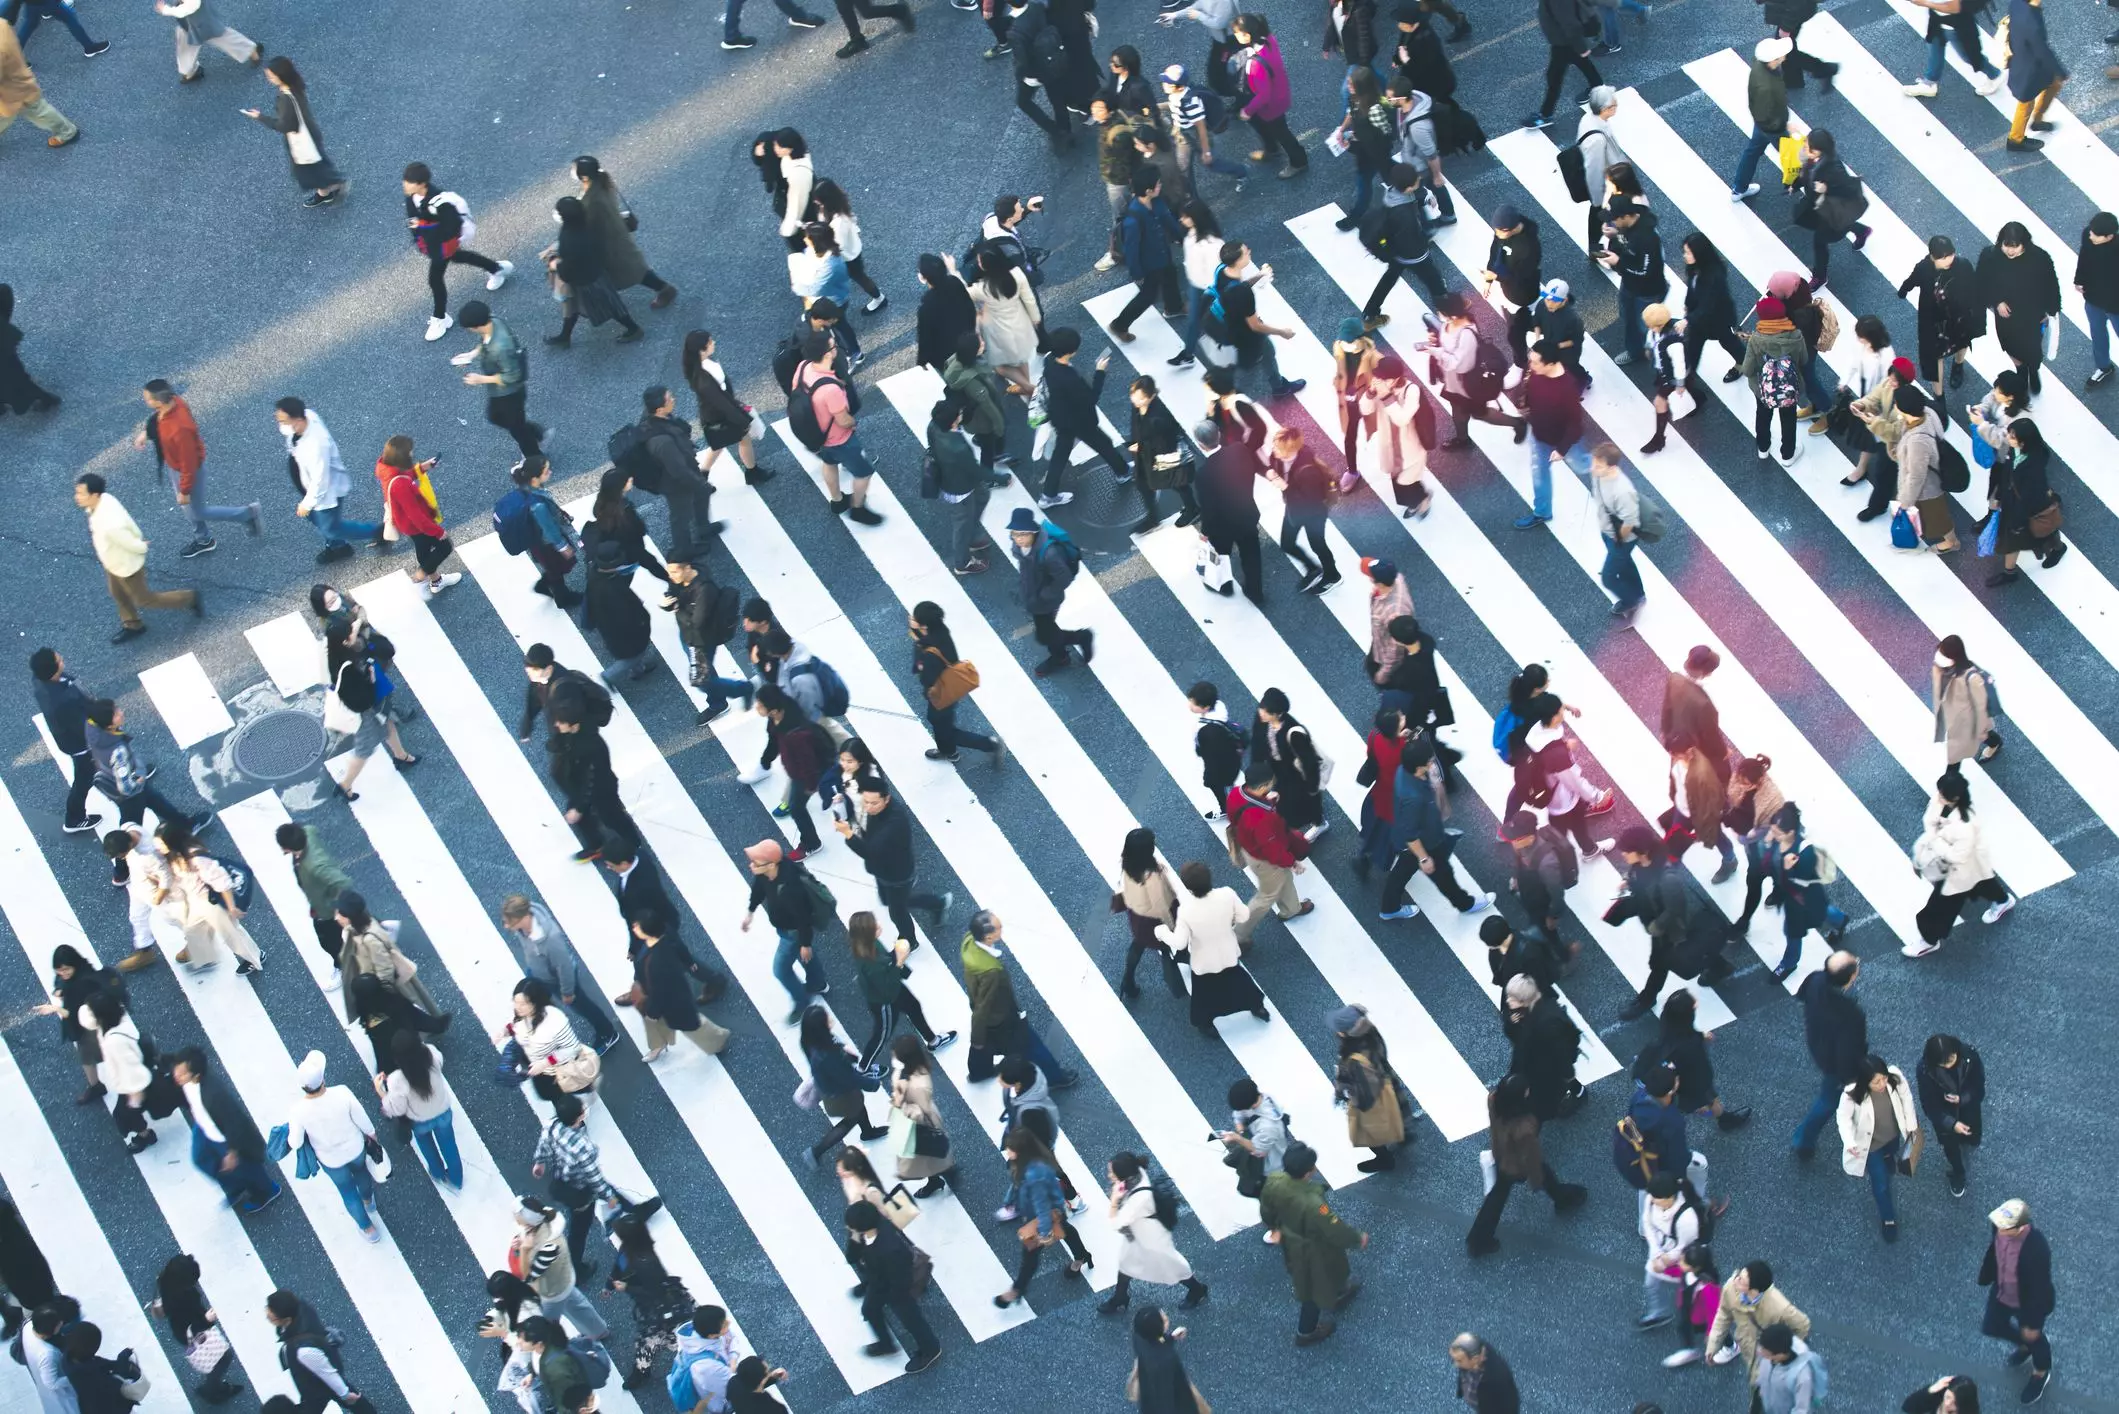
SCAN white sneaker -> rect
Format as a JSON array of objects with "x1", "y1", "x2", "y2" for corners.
[
  {"x1": 1975, "y1": 72, "x2": 2003, "y2": 95},
  {"x1": 1463, "y1": 892, "x2": 1495, "y2": 914},
  {"x1": 993, "y1": 1204, "x2": 1018, "y2": 1222},
  {"x1": 1663, "y1": 1349, "x2": 1703, "y2": 1369},
  {"x1": 1982, "y1": 895, "x2": 2017, "y2": 925},
  {"x1": 1036, "y1": 491, "x2": 1074, "y2": 509},
  {"x1": 1900, "y1": 939, "x2": 1942, "y2": 958},
  {"x1": 1730, "y1": 183, "x2": 1760, "y2": 202},
  {"x1": 424, "y1": 314, "x2": 453, "y2": 342},
  {"x1": 1094, "y1": 253, "x2": 1118, "y2": 272},
  {"x1": 1709, "y1": 1345, "x2": 1740, "y2": 1367},
  {"x1": 738, "y1": 764, "x2": 772, "y2": 785},
  {"x1": 423, "y1": 572, "x2": 462, "y2": 596},
  {"x1": 487, "y1": 259, "x2": 514, "y2": 291},
  {"x1": 863, "y1": 293, "x2": 888, "y2": 314},
  {"x1": 449, "y1": 348, "x2": 479, "y2": 367},
  {"x1": 1902, "y1": 78, "x2": 1939, "y2": 98}
]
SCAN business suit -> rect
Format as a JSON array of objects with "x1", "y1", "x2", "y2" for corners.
[{"x1": 185, "y1": 1070, "x2": 279, "y2": 1207}]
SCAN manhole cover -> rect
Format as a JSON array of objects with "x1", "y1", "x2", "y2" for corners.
[{"x1": 230, "y1": 707, "x2": 328, "y2": 785}]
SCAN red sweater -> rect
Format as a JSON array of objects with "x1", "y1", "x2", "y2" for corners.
[
  {"x1": 154, "y1": 396, "x2": 206, "y2": 492},
  {"x1": 1226, "y1": 786, "x2": 1311, "y2": 868},
  {"x1": 379, "y1": 462, "x2": 445, "y2": 539},
  {"x1": 1365, "y1": 729, "x2": 1405, "y2": 822}
]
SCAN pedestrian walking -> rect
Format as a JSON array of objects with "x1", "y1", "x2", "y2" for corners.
[
  {"x1": 882, "y1": 1036, "x2": 959, "y2": 1199},
  {"x1": 1742, "y1": 297, "x2": 1807, "y2": 465},
  {"x1": 275, "y1": 398, "x2": 379, "y2": 564},
  {"x1": 992, "y1": 1127, "x2": 1092, "y2": 1306},
  {"x1": 1525, "y1": 0, "x2": 1599, "y2": 129},
  {"x1": 1230, "y1": 14, "x2": 1304, "y2": 177},
  {"x1": 1635, "y1": 988, "x2": 1750, "y2": 1130},
  {"x1": 801, "y1": 1003, "x2": 888, "y2": 1165},
  {"x1": 1109, "y1": 173, "x2": 1188, "y2": 341},
  {"x1": 1638, "y1": 1172, "x2": 1704, "y2": 1330},
  {"x1": 1752, "y1": 1323, "x2": 1828, "y2": 1414},
  {"x1": 57, "y1": 1324, "x2": 152, "y2": 1414},
  {"x1": 279, "y1": 1050, "x2": 384, "y2": 1240},
  {"x1": 132, "y1": 380, "x2": 261, "y2": 557},
  {"x1": 509, "y1": 1198, "x2": 611, "y2": 1342},
  {"x1": 153, "y1": 816, "x2": 264, "y2": 974},
  {"x1": 740, "y1": 838, "x2": 827, "y2": 1021},
  {"x1": 806, "y1": 181, "x2": 886, "y2": 312},
  {"x1": 1916, "y1": 1033, "x2": 1983, "y2": 1199},
  {"x1": 961, "y1": 910, "x2": 1076, "y2": 1086},
  {"x1": 500, "y1": 978, "x2": 598, "y2": 1107},
  {"x1": 167, "y1": 1049, "x2": 280, "y2": 1216},
  {"x1": 402, "y1": 163, "x2": 508, "y2": 341},
  {"x1": 334, "y1": 891, "x2": 447, "y2": 1030},
  {"x1": 1933, "y1": 633, "x2": 2003, "y2": 772},
  {"x1": 1979, "y1": 416, "x2": 2066, "y2": 585},
  {"x1": 633, "y1": 909, "x2": 733, "y2": 1060},
  {"x1": 530, "y1": 1094, "x2": 623, "y2": 1275},
  {"x1": 1114, "y1": 827, "x2": 1182, "y2": 999},
  {"x1": 910, "y1": 602, "x2": 1002, "y2": 764},
  {"x1": 1891, "y1": 386, "x2": 1961, "y2": 550},
  {"x1": 324, "y1": 610, "x2": 418, "y2": 801},
  {"x1": 2002, "y1": 0, "x2": 2065, "y2": 152},
  {"x1": 1332, "y1": 1003, "x2": 1414, "y2": 1171},
  {"x1": 1679, "y1": 234, "x2": 1747, "y2": 398},
  {"x1": 1102, "y1": 1152, "x2": 1208, "y2": 1314},
  {"x1": 1187, "y1": 682, "x2": 1246, "y2": 821},
  {"x1": 789, "y1": 330, "x2": 884, "y2": 523},
  {"x1": 1160, "y1": 859, "x2": 1271, "y2": 1033},
  {"x1": 1426, "y1": 295, "x2": 1524, "y2": 446},
  {"x1": 542, "y1": 197, "x2": 642, "y2": 346},
  {"x1": 581, "y1": 467, "x2": 671, "y2": 601},
  {"x1": 843, "y1": 1202, "x2": 941, "y2": 1372},
  {"x1": 1006, "y1": 506, "x2": 1095, "y2": 674},
  {"x1": 241, "y1": 58, "x2": 344, "y2": 205},
  {"x1": 1258, "y1": 1141, "x2": 1364, "y2": 1343},
  {"x1": 1901, "y1": 0, "x2": 2002, "y2": 96},
  {"x1": 0, "y1": 25, "x2": 77, "y2": 149},
  {"x1": 448, "y1": 302, "x2": 547, "y2": 460},
  {"x1": 1792, "y1": 948, "x2": 1863, "y2": 1158},
  {"x1": 375, "y1": 437, "x2": 460, "y2": 596},
  {"x1": 683, "y1": 330, "x2": 771, "y2": 484},
  {"x1": 149, "y1": 1253, "x2": 239, "y2": 1404},
  {"x1": 573, "y1": 155, "x2": 677, "y2": 310},
  {"x1": 1905, "y1": 1376, "x2": 1984, "y2": 1414},
  {"x1": 1978, "y1": 223, "x2": 2061, "y2": 393},
  {"x1": 374, "y1": 1034, "x2": 462, "y2": 1190},
  {"x1": 1515, "y1": 340, "x2": 1589, "y2": 526},
  {"x1": 548, "y1": 690, "x2": 637, "y2": 860},
  {"x1": 1224, "y1": 769, "x2": 1317, "y2": 938},
  {"x1": 582, "y1": 540, "x2": 655, "y2": 686},
  {"x1": 8, "y1": 0, "x2": 105, "y2": 57},
  {"x1": 34, "y1": 945, "x2": 123, "y2": 1104},
  {"x1": 750, "y1": 686, "x2": 830, "y2": 857},
  {"x1": 1448, "y1": 1334, "x2": 1519, "y2": 1413},
  {"x1": 1907, "y1": 773, "x2": 2015, "y2": 956},
  {"x1": 1466, "y1": 1073, "x2": 1588, "y2": 1255},
  {"x1": 1591, "y1": 442, "x2": 1646, "y2": 618},
  {"x1": 916, "y1": 255, "x2": 978, "y2": 373},
  {"x1": 604, "y1": 1213, "x2": 689, "y2": 1389},
  {"x1": 83, "y1": 700, "x2": 214, "y2": 838},
  {"x1": 30, "y1": 649, "x2": 105, "y2": 837},
  {"x1": 498, "y1": 456, "x2": 581, "y2": 606},
  {"x1": 1038, "y1": 330, "x2": 1130, "y2": 506},
  {"x1": 1792, "y1": 129, "x2": 1870, "y2": 293},
  {"x1": 268, "y1": 823, "x2": 347, "y2": 970},
  {"x1": 836, "y1": 775, "x2": 948, "y2": 946},
  {"x1": 1836, "y1": 1052, "x2": 1917, "y2": 1241},
  {"x1": 1503, "y1": 974, "x2": 1582, "y2": 1121},
  {"x1": 1204, "y1": 245, "x2": 1307, "y2": 399},
  {"x1": 1218, "y1": 1078, "x2": 1291, "y2": 1197},
  {"x1": 74, "y1": 989, "x2": 163, "y2": 1156},
  {"x1": 154, "y1": 0, "x2": 255, "y2": 81},
  {"x1": 1899, "y1": 235, "x2": 1983, "y2": 390},
  {"x1": 1192, "y1": 416, "x2": 1268, "y2": 606},
  {"x1": 1979, "y1": 1198, "x2": 2053, "y2": 1403},
  {"x1": 1381, "y1": 736, "x2": 1489, "y2": 918},
  {"x1": 74, "y1": 474, "x2": 202, "y2": 643},
  {"x1": 2076, "y1": 212, "x2": 2119, "y2": 389},
  {"x1": 1599, "y1": 199, "x2": 1664, "y2": 364},
  {"x1": 927, "y1": 399, "x2": 995, "y2": 574},
  {"x1": 1705, "y1": 1259, "x2": 1808, "y2": 1375}
]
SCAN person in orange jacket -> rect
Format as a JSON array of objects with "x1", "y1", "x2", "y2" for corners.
[{"x1": 136, "y1": 379, "x2": 261, "y2": 558}]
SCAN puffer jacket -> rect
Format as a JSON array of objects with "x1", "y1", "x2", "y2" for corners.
[
  {"x1": 1913, "y1": 798, "x2": 1994, "y2": 896},
  {"x1": 1239, "y1": 35, "x2": 1293, "y2": 121}
]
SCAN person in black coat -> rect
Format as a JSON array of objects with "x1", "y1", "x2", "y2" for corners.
[
  {"x1": 1793, "y1": 951, "x2": 1864, "y2": 1159},
  {"x1": 838, "y1": 778, "x2": 949, "y2": 951},
  {"x1": 1482, "y1": 914, "x2": 1561, "y2": 993},
  {"x1": 1448, "y1": 1333, "x2": 1521, "y2": 1414},
  {"x1": 0, "y1": 285, "x2": 60, "y2": 416},
  {"x1": 632, "y1": 910, "x2": 731, "y2": 1057},
  {"x1": 845, "y1": 1201, "x2": 941, "y2": 1372},
  {"x1": 1631, "y1": 987, "x2": 1750, "y2": 1130},
  {"x1": 915, "y1": 256, "x2": 978, "y2": 371},
  {"x1": 1977, "y1": 222, "x2": 2062, "y2": 394},
  {"x1": 1196, "y1": 381, "x2": 1267, "y2": 605},
  {"x1": 1985, "y1": 419, "x2": 2063, "y2": 585},
  {"x1": 548, "y1": 693, "x2": 638, "y2": 862},
  {"x1": 1680, "y1": 232, "x2": 1746, "y2": 397},
  {"x1": 1500, "y1": 975, "x2": 1579, "y2": 1121},
  {"x1": 1899, "y1": 235, "x2": 1985, "y2": 390},
  {"x1": 1978, "y1": 1200, "x2": 2053, "y2": 1402},
  {"x1": 1917, "y1": 1033, "x2": 1984, "y2": 1197},
  {"x1": 171, "y1": 1047, "x2": 281, "y2": 1211},
  {"x1": 1130, "y1": 1307, "x2": 1206, "y2": 1414},
  {"x1": 546, "y1": 196, "x2": 642, "y2": 345},
  {"x1": 1791, "y1": 130, "x2": 1869, "y2": 293},
  {"x1": 0, "y1": 1197, "x2": 57, "y2": 1340},
  {"x1": 154, "y1": 1253, "x2": 241, "y2": 1403},
  {"x1": 1390, "y1": 6, "x2": 1457, "y2": 101},
  {"x1": 62, "y1": 1323, "x2": 148, "y2": 1414},
  {"x1": 682, "y1": 330, "x2": 771, "y2": 486},
  {"x1": 1529, "y1": 0, "x2": 1599, "y2": 126},
  {"x1": 1126, "y1": 377, "x2": 1199, "y2": 532},
  {"x1": 582, "y1": 540, "x2": 656, "y2": 684},
  {"x1": 1761, "y1": 0, "x2": 1837, "y2": 90},
  {"x1": 2002, "y1": 0, "x2": 2065, "y2": 153},
  {"x1": 1038, "y1": 328, "x2": 1132, "y2": 502},
  {"x1": 2075, "y1": 211, "x2": 2119, "y2": 387}
]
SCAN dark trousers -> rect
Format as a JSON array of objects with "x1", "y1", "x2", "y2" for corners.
[
  {"x1": 1445, "y1": 391, "x2": 1521, "y2": 438},
  {"x1": 1121, "y1": 911, "x2": 1186, "y2": 995},
  {"x1": 1363, "y1": 257, "x2": 1445, "y2": 319},
  {"x1": 487, "y1": 391, "x2": 544, "y2": 457},
  {"x1": 1205, "y1": 523, "x2": 1265, "y2": 604},
  {"x1": 876, "y1": 878, "x2": 946, "y2": 947},
  {"x1": 784, "y1": 784, "x2": 823, "y2": 853},
  {"x1": 1015, "y1": 80, "x2": 1069, "y2": 135},
  {"x1": 311, "y1": 915, "x2": 345, "y2": 964},
  {"x1": 1915, "y1": 876, "x2": 2008, "y2": 943},
  {"x1": 571, "y1": 790, "x2": 642, "y2": 857},
  {"x1": 1032, "y1": 611, "x2": 1093, "y2": 667},
  {"x1": 1539, "y1": 45, "x2": 1602, "y2": 117},
  {"x1": 1112, "y1": 266, "x2": 1186, "y2": 335},
  {"x1": 1109, "y1": 1272, "x2": 1207, "y2": 1305},
  {"x1": 63, "y1": 748, "x2": 95, "y2": 829},
  {"x1": 863, "y1": 1286, "x2": 939, "y2": 1358},
  {"x1": 426, "y1": 248, "x2": 503, "y2": 319},
  {"x1": 116, "y1": 783, "x2": 191, "y2": 829},
  {"x1": 1467, "y1": 1163, "x2": 1561, "y2": 1245},
  {"x1": 1682, "y1": 321, "x2": 1746, "y2": 389},
  {"x1": 858, "y1": 993, "x2": 938, "y2": 1070},
  {"x1": 928, "y1": 701, "x2": 998, "y2": 758},
  {"x1": 968, "y1": 1023, "x2": 1065, "y2": 1087},
  {"x1": 1247, "y1": 113, "x2": 1308, "y2": 169},
  {"x1": 1013, "y1": 1219, "x2": 1091, "y2": 1288},
  {"x1": 1983, "y1": 1293, "x2": 2052, "y2": 1373},
  {"x1": 835, "y1": 0, "x2": 910, "y2": 39},
  {"x1": 1046, "y1": 422, "x2": 1132, "y2": 496},
  {"x1": 1937, "y1": 1129, "x2": 1971, "y2": 1186},
  {"x1": 1136, "y1": 476, "x2": 1201, "y2": 526},
  {"x1": 1279, "y1": 512, "x2": 1335, "y2": 581},
  {"x1": 529, "y1": 542, "x2": 579, "y2": 606},
  {"x1": 1754, "y1": 402, "x2": 1796, "y2": 458},
  {"x1": 1382, "y1": 840, "x2": 1473, "y2": 910}
]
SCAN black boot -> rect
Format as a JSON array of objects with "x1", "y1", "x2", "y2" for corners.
[{"x1": 1640, "y1": 409, "x2": 1670, "y2": 454}]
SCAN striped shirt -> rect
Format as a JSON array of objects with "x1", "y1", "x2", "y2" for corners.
[
  {"x1": 1166, "y1": 87, "x2": 1206, "y2": 132},
  {"x1": 533, "y1": 1116, "x2": 616, "y2": 1200}
]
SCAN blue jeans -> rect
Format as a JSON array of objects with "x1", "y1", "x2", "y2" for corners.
[
  {"x1": 2088, "y1": 300, "x2": 2119, "y2": 372},
  {"x1": 1601, "y1": 532, "x2": 1644, "y2": 609},
  {"x1": 1865, "y1": 1138, "x2": 1901, "y2": 1222},
  {"x1": 1778, "y1": 902, "x2": 1847, "y2": 971},
  {"x1": 772, "y1": 928, "x2": 827, "y2": 1012},
  {"x1": 1527, "y1": 435, "x2": 1588, "y2": 520},
  {"x1": 1642, "y1": 1271, "x2": 1679, "y2": 1322},
  {"x1": 1730, "y1": 124, "x2": 1775, "y2": 193},
  {"x1": 190, "y1": 1128, "x2": 276, "y2": 1205},
  {"x1": 699, "y1": 671, "x2": 751, "y2": 716},
  {"x1": 1348, "y1": 164, "x2": 1377, "y2": 224},
  {"x1": 818, "y1": 431, "x2": 876, "y2": 483},
  {"x1": 1182, "y1": 283, "x2": 1211, "y2": 359},
  {"x1": 411, "y1": 1111, "x2": 464, "y2": 1189},
  {"x1": 311, "y1": 502, "x2": 380, "y2": 550},
  {"x1": 1923, "y1": 17, "x2": 1998, "y2": 80},
  {"x1": 1801, "y1": 356, "x2": 1835, "y2": 418},
  {"x1": 179, "y1": 466, "x2": 256, "y2": 540},
  {"x1": 1598, "y1": 0, "x2": 1649, "y2": 45},
  {"x1": 14, "y1": 0, "x2": 96, "y2": 47},
  {"x1": 725, "y1": 0, "x2": 811, "y2": 38},
  {"x1": 1791, "y1": 1074, "x2": 1842, "y2": 1156},
  {"x1": 322, "y1": 1158, "x2": 376, "y2": 1229},
  {"x1": 1618, "y1": 290, "x2": 1654, "y2": 359}
]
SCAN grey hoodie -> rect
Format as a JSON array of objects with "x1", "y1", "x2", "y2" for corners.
[
  {"x1": 1002, "y1": 1066, "x2": 1060, "y2": 1142},
  {"x1": 1394, "y1": 91, "x2": 1438, "y2": 167}
]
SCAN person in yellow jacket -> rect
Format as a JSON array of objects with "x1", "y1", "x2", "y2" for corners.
[{"x1": 74, "y1": 472, "x2": 201, "y2": 643}]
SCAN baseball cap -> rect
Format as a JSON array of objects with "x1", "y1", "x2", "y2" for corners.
[{"x1": 1540, "y1": 279, "x2": 1570, "y2": 302}]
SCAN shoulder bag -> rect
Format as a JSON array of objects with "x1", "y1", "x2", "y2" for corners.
[{"x1": 323, "y1": 662, "x2": 363, "y2": 736}]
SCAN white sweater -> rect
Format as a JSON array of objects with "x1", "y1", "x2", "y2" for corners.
[
  {"x1": 1158, "y1": 887, "x2": 1247, "y2": 975},
  {"x1": 380, "y1": 1047, "x2": 458, "y2": 1123},
  {"x1": 287, "y1": 1084, "x2": 377, "y2": 1167}
]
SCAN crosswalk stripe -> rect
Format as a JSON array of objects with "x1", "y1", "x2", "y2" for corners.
[
  {"x1": 0, "y1": 1037, "x2": 192, "y2": 1413},
  {"x1": 1881, "y1": 0, "x2": 2119, "y2": 214},
  {"x1": 1685, "y1": 49, "x2": 2119, "y2": 682},
  {"x1": 1559, "y1": 97, "x2": 2119, "y2": 861},
  {"x1": 721, "y1": 433, "x2": 1290, "y2": 1211},
  {"x1": 137, "y1": 653, "x2": 234, "y2": 750},
  {"x1": 837, "y1": 372, "x2": 1446, "y2": 1160},
  {"x1": 1065, "y1": 298, "x2": 1630, "y2": 1072},
  {"x1": 26, "y1": 734, "x2": 490, "y2": 1412},
  {"x1": 0, "y1": 778, "x2": 251, "y2": 1413},
  {"x1": 239, "y1": 610, "x2": 774, "y2": 1366},
  {"x1": 351, "y1": 569, "x2": 895, "y2": 1395},
  {"x1": 1802, "y1": 14, "x2": 2090, "y2": 338}
]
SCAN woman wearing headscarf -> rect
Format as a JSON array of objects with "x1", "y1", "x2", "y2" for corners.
[
  {"x1": 240, "y1": 57, "x2": 346, "y2": 207},
  {"x1": 542, "y1": 195, "x2": 642, "y2": 347},
  {"x1": 0, "y1": 285, "x2": 60, "y2": 415},
  {"x1": 1982, "y1": 417, "x2": 2065, "y2": 586},
  {"x1": 1126, "y1": 1307, "x2": 1207, "y2": 1413},
  {"x1": 1976, "y1": 221, "x2": 2061, "y2": 394},
  {"x1": 1332, "y1": 1003, "x2": 1413, "y2": 1172},
  {"x1": 1906, "y1": 772, "x2": 2013, "y2": 957}
]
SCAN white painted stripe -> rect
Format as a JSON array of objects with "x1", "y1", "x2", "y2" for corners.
[
  {"x1": 819, "y1": 381, "x2": 1426, "y2": 1160},
  {"x1": 1575, "y1": 91, "x2": 2119, "y2": 865},
  {"x1": 136, "y1": 654, "x2": 234, "y2": 749},
  {"x1": 352, "y1": 568, "x2": 899, "y2": 1394},
  {"x1": 1058, "y1": 307, "x2": 1623, "y2": 1083},
  {"x1": 247, "y1": 613, "x2": 328, "y2": 695},
  {"x1": 0, "y1": 1037, "x2": 191, "y2": 1414},
  {"x1": 1686, "y1": 49, "x2": 2119, "y2": 683},
  {"x1": 1882, "y1": 0, "x2": 2119, "y2": 220},
  {"x1": 0, "y1": 779, "x2": 253, "y2": 1412},
  {"x1": 469, "y1": 532, "x2": 1038, "y2": 1336},
  {"x1": 702, "y1": 439, "x2": 1277, "y2": 1219},
  {"x1": 1800, "y1": 13, "x2": 2087, "y2": 337},
  {"x1": 26, "y1": 745, "x2": 489, "y2": 1412},
  {"x1": 239, "y1": 615, "x2": 752, "y2": 1372}
]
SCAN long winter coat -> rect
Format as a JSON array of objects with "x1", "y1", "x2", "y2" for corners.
[
  {"x1": 1112, "y1": 1183, "x2": 1195, "y2": 1284},
  {"x1": 1913, "y1": 798, "x2": 1994, "y2": 896},
  {"x1": 1930, "y1": 661, "x2": 1995, "y2": 766},
  {"x1": 1836, "y1": 1066, "x2": 1918, "y2": 1176},
  {"x1": 1258, "y1": 1170, "x2": 1361, "y2": 1304}
]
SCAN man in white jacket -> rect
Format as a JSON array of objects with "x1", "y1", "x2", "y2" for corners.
[
  {"x1": 275, "y1": 397, "x2": 380, "y2": 565},
  {"x1": 74, "y1": 473, "x2": 200, "y2": 643}
]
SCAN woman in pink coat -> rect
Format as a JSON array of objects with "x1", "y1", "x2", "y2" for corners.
[{"x1": 1233, "y1": 15, "x2": 1309, "y2": 177}]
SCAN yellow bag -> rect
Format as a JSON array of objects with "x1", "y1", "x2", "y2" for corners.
[{"x1": 1777, "y1": 135, "x2": 1805, "y2": 187}]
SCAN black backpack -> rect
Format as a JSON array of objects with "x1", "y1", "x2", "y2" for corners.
[
  {"x1": 1937, "y1": 436, "x2": 1971, "y2": 495},
  {"x1": 1437, "y1": 100, "x2": 1487, "y2": 155},
  {"x1": 1149, "y1": 1171, "x2": 1182, "y2": 1230},
  {"x1": 771, "y1": 335, "x2": 806, "y2": 395},
  {"x1": 1557, "y1": 141, "x2": 1592, "y2": 205},
  {"x1": 1196, "y1": 86, "x2": 1232, "y2": 134},
  {"x1": 607, "y1": 423, "x2": 665, "y2": 494},
  {"x1": 788, "y1": 372, "x2": 842, "y2": 453},
  {"x1": 1535, "y1": 825, "x2": 1580, "y2": 891}
]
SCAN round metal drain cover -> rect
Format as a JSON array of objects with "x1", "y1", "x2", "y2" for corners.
[{"x1": 231, "y1": 707, "x2": 328, "y2": 785}]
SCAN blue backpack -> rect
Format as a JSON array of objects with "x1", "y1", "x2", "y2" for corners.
[
  {"x1": 789, "y1": 657, "x2": 851, "y2": 718},
  {"x1": 1491, "y1": 705, "x2": 1522, "y2": 763},
  {"x1": 667, "y1": 1346, "x2": 730, "y2": 1412},
  {"x1": 493, "y1": 489, "x2": 537, "y2": 555},
  {"x1": 568, "y1": 1336, "x2": 612, "y2": 1390}
]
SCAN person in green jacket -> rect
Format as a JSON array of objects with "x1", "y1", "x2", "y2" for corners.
[
  {"x1": 276, "y1": 822, "x2": 354, "y2": 967},
  {"x1": 1258, "y1": 1142, "x2": 1367, "y2": 1346},
  {"x1": 959, "y1": 910, "x2": 1076, "y2": 1089},
  {"x1": 941, "y1": 333, "x2": 1015, "y2": 473},
  {"x1": 1727, "y1": 36, "x2": 1791, "y2": 201},
  {"x1": 520, "y1": 1317, "x2": 597, "y2": 1414}
]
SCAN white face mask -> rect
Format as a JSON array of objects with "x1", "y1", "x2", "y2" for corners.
[{"x1": 1934, "y1": 651, "x2": 1954, "y2": 669}]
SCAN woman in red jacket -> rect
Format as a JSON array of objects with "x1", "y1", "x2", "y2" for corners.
[{"x1": 376, "y1": 437, "x2": 461, "y2": 597}]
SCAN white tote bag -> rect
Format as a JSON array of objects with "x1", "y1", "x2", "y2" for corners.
[
  {"x1": 323, "y1": 663, "x2": 363, "y2": 736},
  {"x1": 1195, "y1": 536, "x2": 1234, "y2": 595}
]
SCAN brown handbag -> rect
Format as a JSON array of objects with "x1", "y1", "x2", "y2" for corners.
[
  {"x1": 1016, "y1": 1210, "x2": 1064, "y2": 1249},
  {"x1": 1904, "y1": 1127, "x2": 1926, "y2": 1176},
  {"x1": 2027, "y1": 494, "x2": 2064, "y2": 540}
]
